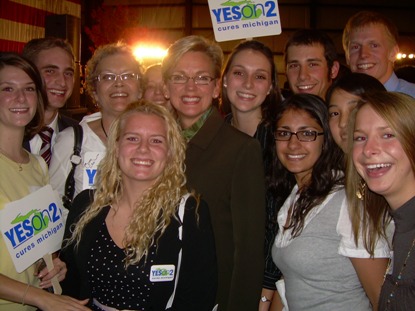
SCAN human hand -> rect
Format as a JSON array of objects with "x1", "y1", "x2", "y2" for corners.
[
  {"x1": 34, "y1": 257, "x2": 67, "y2": 288},
  {"x1": 36, "y1": 291, "x2": 90, "y2": 311}
]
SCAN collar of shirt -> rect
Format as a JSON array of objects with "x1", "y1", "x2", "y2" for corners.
[
  {"x1": 383, "y1": 72, "x2": 399, "y2": 92},
  {"x1": 29, "y1": 113, "x2": 60, "y2": 154}
]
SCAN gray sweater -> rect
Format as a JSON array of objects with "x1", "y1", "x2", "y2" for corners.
[{"x1": 379, "y1": 195, "x2": 415, "y2": 310}]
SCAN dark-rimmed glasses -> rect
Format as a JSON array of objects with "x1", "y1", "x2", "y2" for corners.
[
  {"x1": 274, "y1": 130, "x2": 324, "y2": 142},
  {"x1": 96, "y1": 72, "x2": 140, "y2": 82},
  {"x1": 168, "y1": 74, "x2": 215, "y2": 85}
]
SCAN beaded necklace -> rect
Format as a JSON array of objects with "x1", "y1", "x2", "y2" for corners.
[{"x1": 385, "y1": 236, "x2": 415, "y2": 310}]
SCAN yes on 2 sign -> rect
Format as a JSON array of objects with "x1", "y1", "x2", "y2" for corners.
[{"x1": 208, "y1": 0, "x2": 282, "y2": 42}]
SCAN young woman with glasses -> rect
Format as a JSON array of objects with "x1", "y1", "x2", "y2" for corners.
[
  {"x1": 49, "y1": 42, "x2": 143, "y2": 200},
  {"x1": 271, "y1": 94, "x2": 390, "y2": 310}
]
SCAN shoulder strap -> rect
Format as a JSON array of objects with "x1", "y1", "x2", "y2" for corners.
[
  {"x1": 72, "y1": 123, "x2": 83, "y2": 157},
  {"x1": 165, "y1": 193, "x2": 191, "y2": 309},
  {"x1": 178, "y1": 193, "x2": 190, "y2": 238},
  {"x1": 62, "y1": 124, "x2": 83, "y2": 209}
]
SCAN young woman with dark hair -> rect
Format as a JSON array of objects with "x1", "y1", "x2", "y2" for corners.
[{"x1": 271, "y1": 94, "x2": 389, "y2": 311}]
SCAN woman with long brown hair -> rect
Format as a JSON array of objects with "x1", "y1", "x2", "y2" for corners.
[{"x1": 347, "y1": 91, "x2": 415, "y2": 310}]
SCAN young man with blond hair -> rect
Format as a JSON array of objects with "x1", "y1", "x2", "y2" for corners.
[{"x1": 343, "y1": 11, "x2": 415, "y2": 98}]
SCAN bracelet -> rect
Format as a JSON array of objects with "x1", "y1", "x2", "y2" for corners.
[{"x1": 21, "y1": 284, "x2": 31, "y2": 306}]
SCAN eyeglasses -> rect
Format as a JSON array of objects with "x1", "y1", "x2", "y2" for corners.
[
  {"x1": 274, "y1": 130, "x2": 324, "y2": 142},
  {"x1": 96, "y1": 72, "x2": 140, "y2": 82},
  {"x1": 168, "y1": 74, "x2": 215, "y2": 85}
]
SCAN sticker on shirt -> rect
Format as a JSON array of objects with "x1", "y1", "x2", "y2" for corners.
[
  {"x1": 83, "y1": 152, "x2": 105, "y2": 189},
  {"x1": 150, "y1": 264, "x2": 175, "y2": 282}
]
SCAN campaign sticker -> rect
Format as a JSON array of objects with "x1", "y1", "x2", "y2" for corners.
[{"x1": 150, "y1": 264, "x2": 175, "y2": 282}]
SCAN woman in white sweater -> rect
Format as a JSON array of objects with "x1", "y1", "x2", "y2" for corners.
[{"x1": 50, "y1": 42, "x2": 143, "y2": 202}]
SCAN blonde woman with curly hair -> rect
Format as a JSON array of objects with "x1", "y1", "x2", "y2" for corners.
[{"x1": 60, "y1": 100, "x2": 217, "y2": 311}]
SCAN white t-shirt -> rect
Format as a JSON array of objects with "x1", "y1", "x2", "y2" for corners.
[
  {"x1": 273, "y1": 184, "x2": 392, "y2": 311},
  {"x1": 275, "y1": 184, "x2": 392, "y2": 258}
]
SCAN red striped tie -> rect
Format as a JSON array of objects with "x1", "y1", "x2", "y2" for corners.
[{"x1": 39, "y1": 126, "x2": 54, "y2": 166}]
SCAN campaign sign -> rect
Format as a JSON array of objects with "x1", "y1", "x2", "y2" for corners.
[
  {"x1": 83, "y1": 151, "x2": 105, "y2": 190},
  {"x1": 208, "y1": 0, "x2": 282, "y2": 42},
  {"x1": 0, "y1": 185, "x2": 66, "y2": 273}
]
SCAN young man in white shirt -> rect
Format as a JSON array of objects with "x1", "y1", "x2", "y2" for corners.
[
  {"x1": 343, "y1": 11, "x2": 415, "y2": 98},
  {"x1": 22, "y1": 37, "x2": 78, "y2": 159}
]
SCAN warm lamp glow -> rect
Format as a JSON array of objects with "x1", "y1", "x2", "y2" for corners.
[
  {"x1": 133, "y1": 45, "x2": 167, "y2": 62},
  {"x1": 396, "y1": 52, "x2": 415, "y2": 61}
]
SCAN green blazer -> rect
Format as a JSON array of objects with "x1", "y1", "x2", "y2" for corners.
[{"x1": 185, "y1": 108, "x2": 266, "y2": 311}]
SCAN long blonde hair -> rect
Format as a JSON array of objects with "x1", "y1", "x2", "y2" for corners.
[
  {"x1": 66, "y1": 100, "x2": 192, "y2": 266},
  {"x1": 346, "y1": 91, "x2": 415, "y2": 255}
]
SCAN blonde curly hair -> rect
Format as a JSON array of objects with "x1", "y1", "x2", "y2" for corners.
[{"x1": 67, "y1": 100, "x2": 193, "y2": 266}]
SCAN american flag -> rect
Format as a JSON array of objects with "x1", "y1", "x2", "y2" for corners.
[{"x1": 0, "y1": 0, "x2": 81, "y2": 53}]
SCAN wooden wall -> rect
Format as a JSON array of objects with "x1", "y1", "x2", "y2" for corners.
[{"x1": 96, "y1": 0, "x2": 415, "y2": 86}]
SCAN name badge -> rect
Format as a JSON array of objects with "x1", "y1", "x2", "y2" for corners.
[{"x1": 150, "y1": 264, "x2": 175, "y2": 282}]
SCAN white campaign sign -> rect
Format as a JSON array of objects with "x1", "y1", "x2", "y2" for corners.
[
  {"x1": 208, "y1": 0, "x2": 282, "y2": 42},
  {"x1": 0, "y1": 185, "x2": 66, "y2": 273}
]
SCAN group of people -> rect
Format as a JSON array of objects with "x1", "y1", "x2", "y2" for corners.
[{"x1": 0, "y1": 9, "x2": 415, "y2": 311}]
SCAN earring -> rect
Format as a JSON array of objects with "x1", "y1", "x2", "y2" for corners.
[
  {"x1": 356, "y1": 179, "x2": 366, "y2": 201},
  {"x1": 223, "y1": 83, "x2": 227, "y2": 88}
]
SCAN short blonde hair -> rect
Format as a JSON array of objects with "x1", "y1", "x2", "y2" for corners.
[
  {"x1": 342, "y1": 11, "x2": 399, "y2": 60},
  {"x1": 161, "y1": 35, "x2": 223, "y2": 81},
  {"x1": 85, "y1": 42, "x2": 144, "y2": 103}
]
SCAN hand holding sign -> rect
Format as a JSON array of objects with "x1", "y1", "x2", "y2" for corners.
[
  {"x1": 42, "y1": 253, "x2": 63, "y2": 294},
  {"x1": 0, "y1": 185, "x2": 67, "y2": 294}
]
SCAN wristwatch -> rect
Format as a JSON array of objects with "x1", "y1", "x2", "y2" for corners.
[{"x1": 260, "y1": 295, "x2": 272, "y2": 303}]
